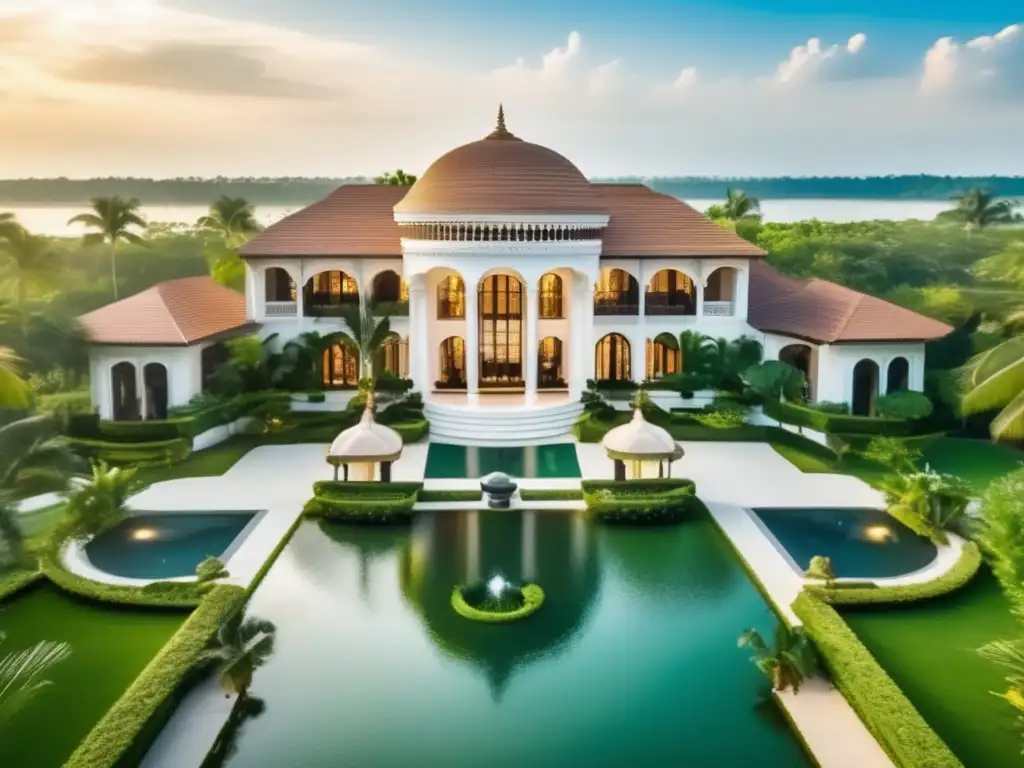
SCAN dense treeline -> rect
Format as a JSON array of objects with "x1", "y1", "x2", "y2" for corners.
[{"x1": 3, "y1": 175, "x2": 1024, "y2": 205}]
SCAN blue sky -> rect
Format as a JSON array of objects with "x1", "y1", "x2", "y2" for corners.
[{"x1": 0, "y1": 1, "x2": 1021, "y2": 176}]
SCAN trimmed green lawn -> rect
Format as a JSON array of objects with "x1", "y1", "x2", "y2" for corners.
[
  {"x1": 844, "y1": 570, "x2": 1020, "y2": 768},
  {"x1": 133, "y1": 435, "x2": 259, "y2": 486},
  {"x1": 921, "y1": 438, "x2": 1023, "y2": 491},
  {"x1": 0, "y1": 584, "x2": 184, "y2": 768}
]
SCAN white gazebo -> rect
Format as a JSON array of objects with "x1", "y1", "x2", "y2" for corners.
[
  {"x1": 601, "y1": 409, "x2": 683, "y2": 480},
  {"x1": 327, "y1": 407, "x2": 404, "y2": 482}
]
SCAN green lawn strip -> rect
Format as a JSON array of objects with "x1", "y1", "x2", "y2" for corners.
[
  {"x1": 65, "y1": 585, "x2": 246, "y2": 768},
  {"x1": 417, "y1": 489, "x2": 482, "y2": 502},
  {"x1": 518, "y1": 488, "x2": 584, "y2": 501},
  {"x1": 793, "y1": 592, "x2": 963, "y2": 768},
  {"x1": 921, "y1": 438, "x2": 1023, "y2": 492},
  {"x1": 0, "y1": 566, "x2": 43, "y2": 601},
  {"x1": 842, "y1": 570, "x2": 1021, "y2": 768},
  {"x1": 0, "y1": 584, "x2": 187, "y2": 768},
  {"x1": 133, "y1": 435, "x2": 261, "y2": 486}
]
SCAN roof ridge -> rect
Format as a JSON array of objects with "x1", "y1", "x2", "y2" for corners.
[
  {"x1": 154, "y1": 282, "x2": 191, "y2": 345},
  {"x1": 831, "y1": 291, "x2": 867, "y2": 341}
]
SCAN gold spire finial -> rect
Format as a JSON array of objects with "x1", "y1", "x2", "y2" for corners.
[{"x1": 486, "y1": 104, "x2": 519, "y2": 140}]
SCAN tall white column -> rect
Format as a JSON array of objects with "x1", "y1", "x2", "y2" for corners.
[
  {"x1": 525, "y1": 283, "x2": 539, "y2": 401},
  {"x1": 696, "y1": 261, "x2": 705, "y2": 319},
  {"x1": 408, "y1": 278, "x2": 429, "y2": 396},
  {"x1": 636, "y1": 261, "x2": 646, "y2": 318},
  {"x1": 736, "y1": 266, "x2": 750, "y2": 321},
  {"x1": 465, "y1": 282, "x2": 478, "y2": 400},
  {"x1": 631, "y1": 334, "x2": 646, "y2": 384}
]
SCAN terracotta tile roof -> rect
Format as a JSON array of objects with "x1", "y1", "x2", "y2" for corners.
[
  {"x1": 242, "y1": 183, "x2": 764, "y2": 259},
  {"x1": 240, "y1": 185, "x2": 406, "y2": 257},
  {"x1": 79, "y1": 276, "x2": 253, "y2": 346},
  {"x1": 594, "y1": 184, "x2": 766, "y2": 257},
  {"x1": 748, "y1": 261, "x2": 953, "y2": 343}
]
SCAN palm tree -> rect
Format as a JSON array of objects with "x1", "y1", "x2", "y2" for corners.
[
  {"x1": 944, "y1": 188, "x2": 1021, "y2": 231},
  {"x1": 0, "y1": 636, "x2": 72, "y2": 727},
  {"x1": 271, "y1": 331, "x2": 336, "y2": 390},
  {"x1": 374, "y1": 169, "x2": 417, "y2": 186},
  {"x1": 0, "y1": 212, "x2": 18, "y2": 239},
  {"x1": 199, "y1": 612, "x2": 276, "y2": 699},
  {"x1": 961, "y1": 335, "x2": 1024, "y2": 441},
  {"x1": 196, "y1": 197, "x2": 263, "y2": 245},
  {"x1": 738, "y1": 625, "x2": 818, "y2": 694},
  {"x1": 0, "y1": 300, "x2": 87, "y2": 379},
  {"x1": 722, "y1": 189, "x2": 762, "y2": 221},
  {"x1": 0, "y1": 227, "x2": 61, "y2": 305},
  {"x1": 0, "y1": 347, "x2": 29, "y2": 409},
  {"x1": 879, "y1": 470, "x2": 970, "y2": 544},
  {"x1": 977, "y1": 639, "x2": 1024, "y2": 743},
  {"x1": 68, "y1": 197, "x2": 147, "y2": 300},
  {"x1": 63, "y1": 461, "x2": 137, "y2": 541},
  {"x1": 0, "y1": 415, "x2": 83, "y2": 503},
  {"x1": 335, "y1": 300, "x2": 393, "y2": 408}
]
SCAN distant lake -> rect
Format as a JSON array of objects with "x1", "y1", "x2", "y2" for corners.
[{"x1": 4, "y1": 198, "x2": 963, "y2": 236}]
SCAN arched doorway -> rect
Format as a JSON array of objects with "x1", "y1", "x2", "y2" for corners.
[
  {"x1": 646, "y1": 333, "x2": 681, "y2": 380},
  {"x1": 371, "y1": 270, "x2": 406, "y2": 312},
  {"x1": 478, "y1": 274, "x2": 523, "y2": 387},
  {"x1": 887, "y1": 357, "x2": 909, "y2": 393},
  {"x1": 779, "y1": 343, "x2": 813, "y2": 401},
  {"x1": 704, "y1": 267, "x2": 738, "y2": 315},
  {"x1": 539, "y1": 273, "x2": 563, "y2": 318},
  {"x1": 438, "y1": 337, "x2": 466, "y2": 389},
  {"x1": 143, "y1": 363, "x2": 168, "y2": 420},
  {"x1": 645, "y1": 270, "x2": 696, "y2": 316},
  {"x1": 852, "y1": 359, "x2": 880, "y2": 416},
  {"x1": 595, "y1": 334, "x2": 631, "y2": 382},
  {"x1": 264, "y1": 267, "x2": 296, "y2": 302},
  {"x1": 594, "y1": 269, "x2": 638, "y2": 316},
  {"x1": 305, "y1": 270, "x2": 359, "y2": 316},
  {"x1": 375, "y1": 333, "x2": 409, "y2": 379},
  {"x1": 538, "y1": 337, "x2": 564, "y2": 388},
  {"x1": 201, "y1": 342, "x2": 229, "y2": 390},
  {"x1": 322, "y1": 342, "x2": 360, "y2": 388},
  {"x1": 437, "y1": 275, "x2": 465, "y2": 319},
  {"x1": 111, "y1": 362, "x2": 139, "y2": 421}
]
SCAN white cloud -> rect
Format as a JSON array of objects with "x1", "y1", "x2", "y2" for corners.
[
  {"x1": 774, "y1": 33, "x2": 871, "y2": 84},
  {"x1": 921, "y1": 24, "x2": 1023, "y2": 97},
  {"x1": 588, "y1": 59, "x2": 623, "y2": 94},
  {"x1": 671, "y1": 67, "x2": 698, "y2": 91}
]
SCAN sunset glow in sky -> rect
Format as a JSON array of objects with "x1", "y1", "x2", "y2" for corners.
[{"x1": 1, "y1": 0, "x2": 1021, "y2": 177}]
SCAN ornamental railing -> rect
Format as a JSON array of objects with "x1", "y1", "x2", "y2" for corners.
[
  {"x1": 703, "y1": 301, "x2": 735, "y2": 317},
  {"x1": 644, "y1": 291, "x2": 696, "y2": 316}
]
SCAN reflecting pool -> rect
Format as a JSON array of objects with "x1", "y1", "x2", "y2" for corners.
[
  {"x1": 423, "y1": 442, "x2": 582, "y2": 478},
  {"x1": 222, "y1": 510, "x2": 810, "y2": 767}
]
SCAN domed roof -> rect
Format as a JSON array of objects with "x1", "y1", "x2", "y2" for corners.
[
  {"x1": 327, "y1": 408, "x2": 403, "y2": 463},
  {"x1": 394, "y1": 106, "x2": 607, "y2": 217},
  {"x1": 602, "y1": 409, "x2": 683, "y2": 461}
]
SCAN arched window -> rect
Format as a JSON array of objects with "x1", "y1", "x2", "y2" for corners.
[
  {"x1": 539, "y1": 273, "x2": 563, "y2": 318},
  {"x1": 438, "y1": 337, "x2": 466, "y2": 388},
  {"x1": 646, "y1": 333, "x2": 681, "y2": 380},
  {"x1": 594, "y1": 269, "x2": 639, "y2": 316},
  {"x1": 704, "y1": 267, "x2": 738, "y2": 315},
  {"x1": 375, "y1": 333, "x2": 409, "y2": 378},
  {"x1": 371, "y1": 270, "x2": 405, "y2": 305},
  {"x1": 305, "y1": 271, "x2": 358, "y2": 316},
  {"x1": 264, "y1": 267, "x2": 296, "y2": 302},
  {"x1": 596, "y1": 334, "x2": 631, "y2": 382},
  {"x1": 538, "y1": 337, "x2": 564, "y2": 388},
  {"x1": 111, "y1": 362, "x2": 139, "y2": 421},
  {"x1": 780, "y1": 344, "x2": 813, "y2": 401},
  {"x1": 852, "y1": 359, "x2": 880, "y2": 416},
  {"x1": 437, "y1": 275, "x2": 465, "y2": 319},
  {"x1": 646, "y1": 269, "x2": 696, "y2": 316},
  {"x1": 887, "y1": 357, "x2": 909, "y2": 393},
  {"x1": 322, "y1": 343, "x2": 359, "y2": 388},
  {"x1": 201, "y1": 343, "x2": 229, "y2": 390},
  {"x1": 143, "y1": 362, "x2": 168, "y2": 420},
  {"x1": 478, "y1": 274, "x2": 523, "y2": 386}
]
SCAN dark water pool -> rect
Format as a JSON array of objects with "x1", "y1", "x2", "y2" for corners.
[
  {"x1": 222, "y1": 511, "x2": 810, "y2": 768},
  {"x1": 751, "y1": 507, "x2": 937, "y2": 578},
  {"x1": 424, "y1": 442, "x2": 582, "y2": 478},
  {"x1": 85, "y1": 512, "x2": 255, "y2": 579}
]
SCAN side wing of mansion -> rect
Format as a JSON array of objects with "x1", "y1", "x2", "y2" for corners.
[{"x1": 79, "y1": 110, "x2": 952, "y2": 438}]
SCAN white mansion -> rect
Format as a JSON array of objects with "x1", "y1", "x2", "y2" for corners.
[{"x1": 80, "y1": 109, "x2": 951, "y2": 442}]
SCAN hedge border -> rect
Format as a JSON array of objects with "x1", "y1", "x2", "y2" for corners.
[
  {"x1": 581, "y1": 479, "x2": 701, "y2": 524},
  {"x1": 64, "y1": 585, "x2": 247, "y2": 768},
  {"x1": 417, "y1": 489, "x2": 482, "y2": 502},
  {"x1": 451, "y1": 583, "x2": 545, "y2": 623},
  {"x1": 809, "y1": 542, "x2": 982, "y2": 606},
  {"x1": 763, "y1": 398, "x2": 928, "y2": 437},
  {"x1": 244, "y1": 512, "x2": 305, "y2": 599},
  {"x1": 66, "y1": 436, "x2": 192, "y2": 467},
  {"x1": 0, "y1": 567, "x2": 43, "y2": 603},
  {"x1": 793, "y1": 591, "x2": 963, "y2": 768},
  {"x1": 518, "y1": 488, "x2": 584, "y2": 501}
]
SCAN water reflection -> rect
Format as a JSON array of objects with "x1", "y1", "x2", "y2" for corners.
[
  {"x1": 316, "y1": 522, "x2": 407, "y2": 603},
  {"x1": 399, "y1": 509, "x2": 602, "y2": 698}
]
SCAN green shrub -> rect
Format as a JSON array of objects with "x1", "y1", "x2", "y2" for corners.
[
  {"x1": 808, "y1": 401, "x2": 850, "y2": 415},
  {"x1": 35, "y1": 389, "x2": 93, "y2": 415},
  {"x1": 375, "y1": 371, "x2": 415, "y2": 394},
  {"x1": 313, "y1": 481, "x2": 423, "y2": 498},
  {"x1": 451, "y1": 583, "x2": 545, "y2": 622},
  {"x1": 582, "y1": 478, "x2": 695, "y2": 494},
  {"x1": 64, "y1": 585, "x2": 247, "y2": 768},
  {"x1": 874, "y1": 391, "x2": 934, "y2": 420},
  {"x1": 66, "y1": 437, "x2": 191, "y2": 467},
  {"x1": 518, "y1": 489, "x2": 584, "y2": 501},
  {"x1": 417, "y1": 489, "x2": 482, "y2": 502},
  {"x1": 307, "y1": 391, "x2": 326, "y2": 403},
  {"x1": 591, "y1": 378, "x2": 638, "y2": 392},
  {"x1": 0, "y1": 567, "x2": 43, "y2": 603},
  {"x1": 392, "y1": 419, "x2": 429, "y2": 442},
  {"x1": 763, "y1": 398, "x2": 920, "y2": 436},
  {"x1": 654, "y1": 372, "x2": 709, "y2": 395},
  {"x1": 810, "y1": 542, "x2": 981, "y2": 605},
  {"x1": 793, "y1": 592, "x2": 963, "y2": 768},
  {"x1": 582, "y1": 479, "x2": 701, "y2": 524},
  {"x1": 303, "y1": 495, "x2": 416, "y2": 524}
]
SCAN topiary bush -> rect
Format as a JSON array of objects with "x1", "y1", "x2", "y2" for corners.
[
  {"x1": 66, "y1": 437, "x2": 191, "y2": 467},
  {"x1": 304, "y1": 481, "x2": 422, "y2": 524},
  {"x1": 581, "y1": 479, "x2": 701, "y2": 524},
  {"x1": 874, "y1": 391, "x2": 934, "y2": 420},
  {"x1": 451, "y1": 581, "x2": 545, "y2": 623}
]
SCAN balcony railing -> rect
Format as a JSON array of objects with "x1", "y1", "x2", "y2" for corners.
[
  {"x1": 703, "y1": 301, "x2": 734, "y2": 317},
  {"x1": 594, "y1": 290, "x2": 638, "y2": 316},
  {"x1": 645, "y1": 291, "x2": 696, "y2": 316},
  {"x1": 264, "y1": 301, "x2": 297, "y2": 317},
  {"x1": 305, "y1": 292, "x2": 359, "y2": 317}
]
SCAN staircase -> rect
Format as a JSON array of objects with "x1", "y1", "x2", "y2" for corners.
[{"x1": 424, "y1": 398, "x2": 583, "y2": 445}]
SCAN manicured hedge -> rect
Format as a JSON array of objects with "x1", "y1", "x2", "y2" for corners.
[
  {"x1": 793, "y1": 591, "x2": 963, "y2": 768},
  {"x1": 66, "y1": 436, "x2": 191, "y2": 467},
  {"x1": 35, "y1": 389, "x2": 93, "y2": 414},
  {"x1": 582, "y1": 479, "x2": 701, "y2": 524},
  {"x1": 64, "y1": 585, "x2": 247, "y2": 768},
  {"x1": 810, "y1": 542, "x2": 982, "y2": 606},
  {"x1": 392, "y1": 419, "x2": 430, "y2": 443},
  {"x1": 305, "y1": 481, "x2": 422, "y2": 524},
  {"x1": 763, "y1": 398, "x2": 923, "y2": 436},
  {"x1": 451, "y1": 583, "x2": 545, "y2": 623},
  {"x1": 582, "y1": 478, "x2": 696, "y2": 494},
  {"x1": 518, "y1": 489, "x2": 584, "y2": 501},
  {"x1": 0, "y1": 567, "x2": 43, "y2": 603},
  {"x1": 312, "y1": 481, "x2": 423, "y2": 497},
  {"x1": 417, "y1": 489, "x2": 482, "y2": 502}
]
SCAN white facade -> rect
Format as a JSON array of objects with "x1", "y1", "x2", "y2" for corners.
[{"x1": 88, "y1": 344, "x2": 206, "y2": 421}]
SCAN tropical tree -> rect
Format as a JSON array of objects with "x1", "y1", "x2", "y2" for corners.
[
  {"x1": 974, "y1": 242, "x2": 1024, "y2": 291},
  {"x1": 676, "y1": 331, "x2": 719, "y2": 383},
  {"x1": 271, "y1": 331, "x2": 336, "y2": 391},
  {"x1": 879, "y1": 470, "x2": 970, "y2": 545},
  {"x1": 374, "y1": 170, "x2": 417, "y2": 186},
  {"x1": 0, "y1": 347, "x2": 29, "y2": 410},
  {"x1": 68, "y1": 196, "x2": 147, "y2": 300},
  {"x1": 738, "y1": 625, "x2": 818, "y2": 694},
  {"x1": 0, "y1": 636, "x2": 72, "y2": 727},
  {"x1": 0, "y1": 227, "x2": 62, "y2": 305},
  {"x1": 709, "y1": 335, "x2": 763, "y2": 391},
  {"x1": 196, "y1": 197, "x2": 263, "y2": 289},
  {"x1": 195, "y1": 556, "x2": 230, "y2": 591},
  {"x1": 861, "y1": 436, "x2": 921, "y2": 474},
  {"x1": 961, "y1": 335, "x2": 1024, "y2": 441},
  {"x1": 0, "y1": 300, "x2": 87, "y2": 378},
  {"x1": 976, "y1": 639, "x2": 1024, "y2": 739},
  {"x1": 976, "y1": 468, "x2": 1024, "y2": 618},
  {"x1": 198, "y1": 612, "x2": 276, "y2": 699},
  {"x1": 334, "y1": 300, "x2": 393, "y2": 407},
  {"x1": 941, "y1": 188, "x2": 1021, "y2": 231},
  {"x1": 722, "y1": 188, "x2": 762, "y2": 221},
  {"x1": 63, "y1": 462, "x2": 137, "y2": 541},
  {"x1": 804, "y1": 555, "x2": 837, "y2": 588},
  {"x1": 742, "y1": 361, "x2": 806, "y2": 404}
]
